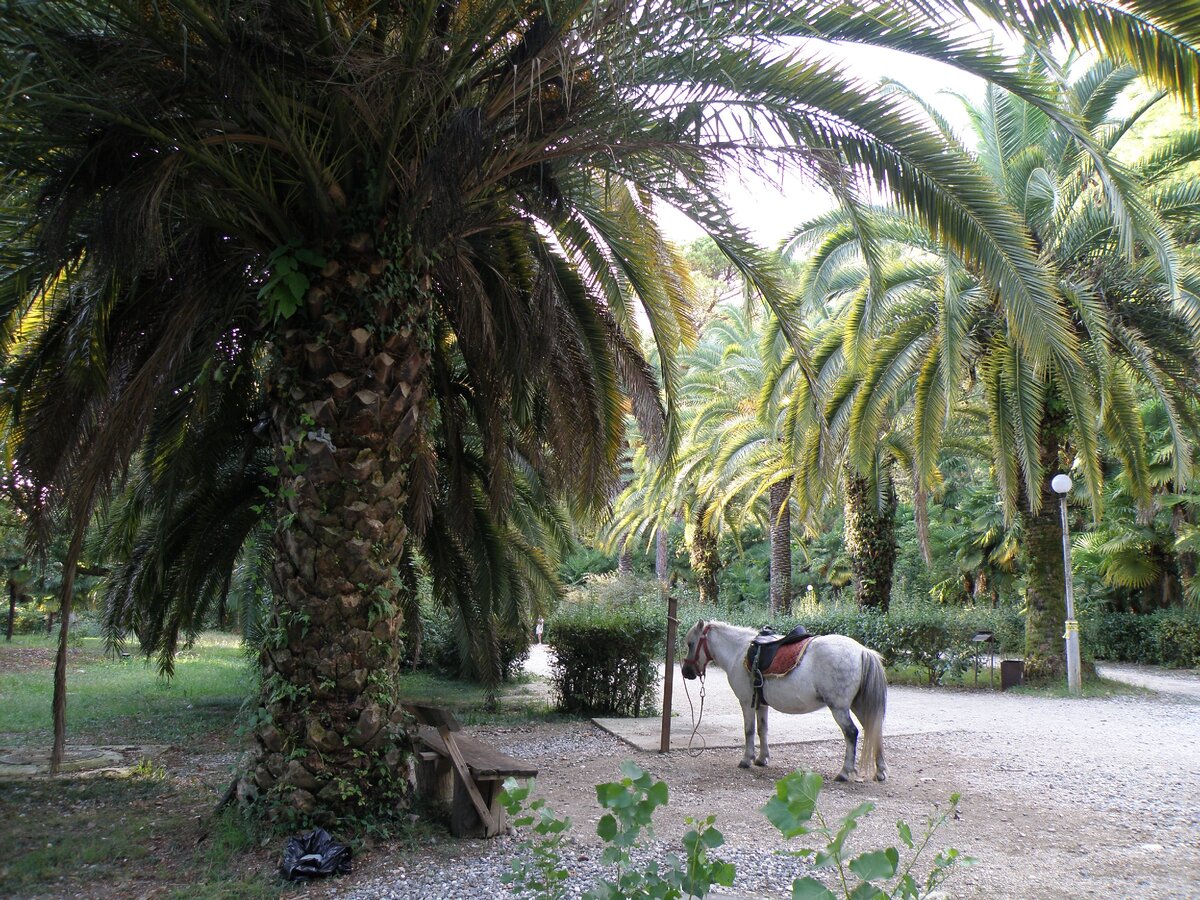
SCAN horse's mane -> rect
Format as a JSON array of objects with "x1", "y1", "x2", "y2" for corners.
[{"x1": 707, "y1": 621, "x2": 758, "y2": 638}]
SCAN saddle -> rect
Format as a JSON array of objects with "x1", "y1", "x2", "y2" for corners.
[{"x1": 745, "y1": 625, "x2": 812, "y2": 709}]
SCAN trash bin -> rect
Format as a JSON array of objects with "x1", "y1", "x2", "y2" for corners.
[{"x1": 1000, "y1": 659, "x2": 1024, "y2": 691}]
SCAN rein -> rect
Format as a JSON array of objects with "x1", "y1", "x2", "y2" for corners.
[{"x1": 681, "y1": 625, "x2": 712, "y2": 756}]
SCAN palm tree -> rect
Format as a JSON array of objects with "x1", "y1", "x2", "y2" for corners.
[
  {"x1": 5, "y1": 1, "x2": 1200, "y2": 822},
  {"x1": 792, "y1": 57, "x2": 1200, "y2": 675}
]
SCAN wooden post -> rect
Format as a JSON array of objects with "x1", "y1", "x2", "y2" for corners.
[{"x1": 659, "y1": 593, "x2": 678, "y2": 752}]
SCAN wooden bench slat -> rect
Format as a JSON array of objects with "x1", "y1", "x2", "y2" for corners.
[{"x1": 416, "y1": 726, "x2": 539, "y2": 778}]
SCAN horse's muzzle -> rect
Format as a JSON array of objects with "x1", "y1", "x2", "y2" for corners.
[{"x1": 681, "y1": 662, "x2": 697, "y2": 680}]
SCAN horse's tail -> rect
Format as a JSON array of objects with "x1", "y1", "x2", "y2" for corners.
[{"x1": 852, "y1": 648, "x2": 887, "y2": 779}]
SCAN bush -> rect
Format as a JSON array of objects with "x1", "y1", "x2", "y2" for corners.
[
  {"x1": 1085, "y1": 608, "x2": 1200, "y2": 668},
  {"x1": 5, "y1": 603, "x2": 49, "y2": 635},
  {"x1": 1155, "y1": 608, "x2": 1200, "y2": 668},
  {"x1": 548, "y1": 600, "x2": 664, "y2": 717},
  {"x1": 1084, "y1": 611, "x2": 1157, "y2": 663},
  {"x1": 404, "y1": 600, "x2": 529, "y2": 683}
]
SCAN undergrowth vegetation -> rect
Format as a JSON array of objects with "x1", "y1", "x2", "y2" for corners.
[{"x1": 500, "y1": 762, "x2": 972, "y2": 899}]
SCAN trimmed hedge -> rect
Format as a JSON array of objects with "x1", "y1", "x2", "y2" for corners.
[
  {"x1": 1084, "y1": 608, "x2": 1200, "y2": 668},
  {"x1": 547, "y1": 600, "x2": 664, "y2": 716}
]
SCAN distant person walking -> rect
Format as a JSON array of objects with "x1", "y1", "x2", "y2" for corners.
[{"x1": 535, "y1": 617, "x2": 544, "y2": 644}]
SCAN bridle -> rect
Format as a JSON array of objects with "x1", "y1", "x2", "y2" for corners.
[
  {"x1": 682, "y1": 624, "x2": 712, "y2": 756},
  {"x1": 683, "y1": 624, "x2": 713, "y2": 676}
]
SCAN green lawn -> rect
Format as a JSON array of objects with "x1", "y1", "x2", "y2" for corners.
[
  {"x1": 1, "y1": 632, "x2": 254, "y2": 747},
  {"x1": 0, "y1": 632, "x2": 283, "y2": 898}
]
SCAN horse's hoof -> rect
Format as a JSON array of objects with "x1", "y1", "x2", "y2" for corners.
[
  {"x1": 875, "y1": 771, "x2": 888, "y2": 783},
  {"x1": 834, "y1": 772, "x2": 850, "y2": 783},
  {"x1": 738, "y1": 760, "x2": 751, "y2": 769},
  {"x1": 753, "y1": 759, "x2": 768, "y2": 767}
]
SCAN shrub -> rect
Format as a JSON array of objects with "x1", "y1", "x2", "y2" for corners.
[
  {"x1": 6, "y1": 603, "x2": 49, "y2": 635},
  {"x1": 1155, "y1": 608, "x2": 1200, "y2": 668},
  {"x1": 1084, "y1": 608, "x2": 1200, "y2": 667},
  {"x1": 1083, "y1": 611, "x2": 1155, "y2": 663},
  {"x1": 548, "y1": 600, "x2": 664, "y2": 716},
  {"x1": 404, "y1": 600, "x2": 529, "y2": 683}
]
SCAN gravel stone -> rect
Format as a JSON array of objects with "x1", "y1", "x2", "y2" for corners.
[{"x1": 321, "y1": 661, "x2": 1200, "y2": 899}]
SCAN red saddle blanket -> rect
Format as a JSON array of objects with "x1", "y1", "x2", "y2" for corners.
[{"x1": 744, "y1": 636, "x2": 813, "y2": 677}]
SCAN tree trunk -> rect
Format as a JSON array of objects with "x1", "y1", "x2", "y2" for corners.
[
  {"x1": 618, "y1": 541, "x2": 634, "y2": 576},
  {"x1": 843, "y1": 463, "x2": 897, "y2": 614},
  {"x1": 1019, "y1": 464, "x2": 1068, "y2": 680},
  {"x1": 769, "y1": 477, "x2": 793, "y2": 615},
  {"x1": 690, "y1": 505, "x2": 720, "y2": 604},
  {"x1": 50, "y1": 523, "x2": 87, "y2": 773},
  {"x1": 6, "y1": 578, "x2": 15, "y2": 641},
  {"x1": 914, "y1": 481, "x2": 933, "y2": 567},
  {"x1": 655, "y1": 527, "x2": 669, "y2": 584},
  {"x1": 239, "y1": 241, "x2": 428, "y2": 827}
]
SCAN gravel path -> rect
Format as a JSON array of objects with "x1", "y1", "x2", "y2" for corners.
[{"x1": 324, "y1": 663, "x2": 1200, "y2": 900}]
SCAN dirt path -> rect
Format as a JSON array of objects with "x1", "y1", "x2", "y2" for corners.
[{"x1": 334, "y1": 660, "x2": 1200, "y2": 899}]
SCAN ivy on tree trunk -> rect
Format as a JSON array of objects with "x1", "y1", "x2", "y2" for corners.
[
  {"x1": 239, "y1": 234, "x2": 427, "y2": 827},
  {"x1": 690, "y1": 504, "x2": 720, "y2": 604},
  {"x1": 843, "y1": 462, "x2": 897, "y2": 614},
  {"x1": 769, "y1": 477, "x2": 792, "y2": 615}
]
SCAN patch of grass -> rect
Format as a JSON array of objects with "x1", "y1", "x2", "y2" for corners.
[
  {"x1": 1008, "y1": 676, "x2": 1151, "y2": 699},
  {"x1": 0, "y1": 631, "x2": 283, "y2": 898},
  {"x1": 0, "y1": 632, "x2": 253, "y2": 748},
  {"x1": 884, "y1": 662, "x2": 1002, "y2": 690},
  {"x1": 0, "y1": 772, "x2": 189, "y2": 895},
  {"x1": 396, "y1": 669, "x2": 572, "y2": 726}
]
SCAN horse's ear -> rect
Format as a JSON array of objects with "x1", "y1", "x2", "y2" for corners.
[{"x1": 696, "y1": 619, "x2": 705, "y2": 629}]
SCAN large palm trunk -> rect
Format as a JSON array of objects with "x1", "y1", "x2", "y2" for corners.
[
  {"x1": 690, "y1": 505, "x2": 720, "y2": 604},
  {"x1": 1019, "y1": 465, "x2": 1068, "y2": 680},
  {"x1": 843, "y1": 463, "x2": 897, "y2": 614},
  {"x1": 769, "y1": 477, "x2": 793, "y2": 615},
  {"x1": 240, "y1": 244, "x2": 427, "y2": 825},
  {"x1": 655, "y1": 527, "x2": 669, "y2": 583}
]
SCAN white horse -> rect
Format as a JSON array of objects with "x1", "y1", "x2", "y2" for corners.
[{"x1": 680, "y1": 620, "x2": 888, "y2": 782}]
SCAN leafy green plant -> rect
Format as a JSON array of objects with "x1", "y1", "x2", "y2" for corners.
[
  {"x1": 763, "y1": 770, "x2": 972, "y2": 899},
  {"x1": 257, "y1": 240, "x2": 326, "y2": 321},
  {"x1": 587, "y1": 761, "x2": 733, "y2": 900},
  {"x1": 499, "y1": 777, "x2": 571, "y2": 900},
  {"x1": 548, "y1": 601, "x2": 664, "y2": 716}
]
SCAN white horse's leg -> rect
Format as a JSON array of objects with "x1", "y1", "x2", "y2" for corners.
[
  {"x1": 754, "y1": 705, "x2": 769, "y2": 766},
  {"x1": 828, "y1": 706, "x2": 859, "y2": 782},
  {"x1": 738, "y1": 701, "x2": 756, "y2": 768}
]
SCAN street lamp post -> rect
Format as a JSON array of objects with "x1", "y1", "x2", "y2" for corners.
[{"x1": 1051, "y1": 473, "x2": 1082, "y2": 694}]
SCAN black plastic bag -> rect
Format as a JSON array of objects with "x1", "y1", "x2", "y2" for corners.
[{"x1": 280, "y1": 827, "x2": 352, "y2": 881}]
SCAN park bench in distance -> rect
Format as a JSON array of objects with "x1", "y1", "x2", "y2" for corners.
[{"x1": 405, "y1": 702, "x2": 538, "y2": 838}]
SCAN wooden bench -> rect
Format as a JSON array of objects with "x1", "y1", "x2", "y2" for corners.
[{"x1": 406, "y1": 703, "x2": 538, "y2": 838}]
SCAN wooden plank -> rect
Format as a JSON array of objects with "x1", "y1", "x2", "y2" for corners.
[
  {"x1": 439, "y1": 725, "x2": 495, "y2": 833},
  {"x1": 403, "y1": 703, "x2": 462, "y2": 732},
  {"x1": 415, "y1": 726, "x2": 538, "y2": 778}
]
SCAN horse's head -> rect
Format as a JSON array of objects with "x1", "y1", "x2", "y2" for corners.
[{"x1": 681, "y1": 620, "x2": 710, "y2": 679}]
